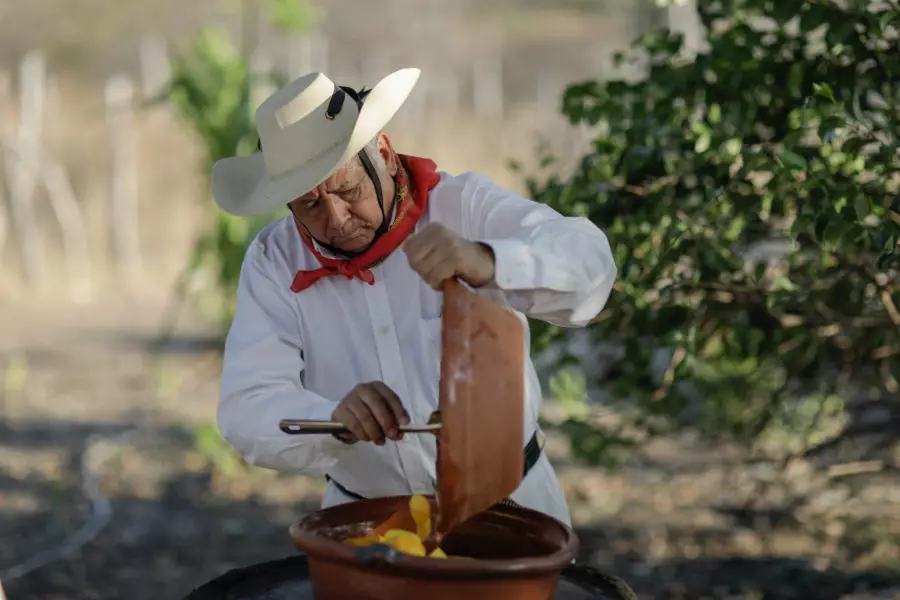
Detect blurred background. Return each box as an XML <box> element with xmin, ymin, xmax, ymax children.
<box><xmin>1</xmin><ymin>0</ymin><xmax>898</xmax><ymax>598</ymax></box>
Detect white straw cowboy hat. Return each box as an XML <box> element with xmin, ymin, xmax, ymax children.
<box><xmin>211</xmin><ymin>67</ymin><xmax>421</xmax><ymax>217</ymax></box>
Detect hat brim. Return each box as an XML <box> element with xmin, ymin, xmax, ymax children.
<box><xmin>211</xmin><ymin>68</ymin><xmax>421</xmax><ymax>217</ymax></box>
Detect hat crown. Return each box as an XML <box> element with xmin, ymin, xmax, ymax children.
<box><xmin>256</xmin><ymin>72</ymin><xmax>358</xmax><ymax>177</ymax></box>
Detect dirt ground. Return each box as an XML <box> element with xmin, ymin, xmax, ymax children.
<box><xmin>1</xmin><ymin>295</ymin><xmax>899</xmax><ymax>600</ymax></box>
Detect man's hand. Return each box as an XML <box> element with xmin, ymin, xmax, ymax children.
<box><xmin>403</xmin><ymin>223</ymin><xmax>495</xmax><ymax>290</ymax></box>
<box><xmin>332</xmin><ymin>382</ymin><xmax>410</xmax><ymax>445</ymax></box>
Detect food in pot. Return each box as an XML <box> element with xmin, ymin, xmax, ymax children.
<box><xmin>344</xmin><ymin>495</ymin><xmax>449</xmax><ymax>558</ymax></box>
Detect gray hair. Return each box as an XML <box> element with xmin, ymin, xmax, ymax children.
<box><xmin>360</xmin><ymin>134</ymin><xmax>385</xmax><ymax>171</ymax></box>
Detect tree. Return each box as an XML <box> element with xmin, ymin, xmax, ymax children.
<box><xmin>154</xmin><ymin>1</ymin><xmax>319</xmax><ymax>472</ymax></box>
<box><xmin>528</xmin><ymin>0</ymin><xmax>900</xmax><ymax>465</ymax></box>
<box><xmin>160</xmin><ymin>0</ymin><xmax>316</xmax><ymax>330</ymax></box>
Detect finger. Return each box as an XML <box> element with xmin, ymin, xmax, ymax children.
<box><xmin>346</xmin><ymin>397</ymin><xmax>385</xmax><ymax>444</ymax></box>
<box><xmin>417</xmin><ymin>253</ymin><xmax>457</xmax><ymax>290</ymax></box>
<box><xmin>404</xmin><ymin>237</ymin><xmax>436</xmax><ymax>269</ymax></box>
<box><xmin>371</xmin><ymin>382</ymin><xmax>409</xmax><ymax>425</ymax></box>
<box><xmin>334</xmin><ymin>405</ymin><xmax>367</xmax><ymax>442</ymax></box>
<box><xmin>402</xmin><ymin>227</ymin><xmax>432</xmax><ymax>257</ymax></box>
<box><xmin>410</xmin><ymin>245</ymin><xmax>448</xmax><ymax>284</ymax></box>
<box><xmin>404</xmin><ymin>225</ymin><xmax>450</xmax><ymax>265</ymax></box>
<box><xmin>401</xmin><ymin>234</ymin><xmax>421</xmax><ymax>256</ymax></box>
<box><xmin>359</xmin><ymin>387</ymin><xmax>400</xmax><ymax>442</ymax></box>
<box><xmin>428</xmin><ymin>261</ymin><xmax>458</xmax><ymax>290</ymax></box>
<box><xmin>371</xmin><ymin>382</ymin><xmax>409</xmax><ymax>438</ymax></box>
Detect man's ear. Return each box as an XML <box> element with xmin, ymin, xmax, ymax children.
<box><xmin>378</xmin><ymin>133</ymin><xmax>398</xmax><ymax>177</ymax></box>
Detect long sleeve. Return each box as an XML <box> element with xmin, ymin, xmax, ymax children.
<box><xmin>218</xmin><ymin>239</ymin><xmax>351</xmax><ymax>476</ymax></box>
<box><xmin>459</xmin><ymin>173</ymin><xmax>617</xmax><ymax>327</ymax></box>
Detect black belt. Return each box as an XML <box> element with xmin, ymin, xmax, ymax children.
<box><xmin>327</xmin><ymin>430</ymin><xmax>544</xmax><ymax>502</ymax></box>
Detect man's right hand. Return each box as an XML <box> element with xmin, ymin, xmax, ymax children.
<box><xmin>332</xmin><ymin>382</ymin><xmax>410</xmax><ymax>445</ymax></box>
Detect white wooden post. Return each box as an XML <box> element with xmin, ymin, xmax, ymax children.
<box><xmin>314</xmin><ymin>34</ymin><xmax>330</xmax><ymax>75</ymax></box>
<box><xmin>333</xmin><ymin>65</ymin><xmax>362</xmax><ymax>92</ymax></box>
<box><xmin>0</xmin><ymin>69</ymin><xmax>11</xmax><ymax>138</ymax></box>
<box><xmin>3</xmin><ymin>140</ymin><xmax>93</xmax><ymax>302</ymax></box>
<box><xmin>105</xmin><ymin>75</ymin><xmax>142</xmax><ymax>290</ymax></box>
<box><xmin>361</xmin><ymin>50</ymin><xmax>391</xmax><ymax>84</ymax></box>
<box><xmin>7</xmin><ymin>50</ymin><xmax>47</xmax><ymax>288</ymax></box>
<box><xmin>139</xmin><ymin>35</ymin><xmax>171</xmax><ymax>99</ymax></box>
<box><xmin>0</xmin><ymin>69</ymin><xmax>10</xmax><ymax>262</ymax></box>
<box><xmin>43</xmin><ymin>157</ymin><xmax>92</xmax><ymax>302</ymax></box>
<box><xmin>472</xmin><ymin>52</ymin><xmax>504</xmax><ymax>122</ymax></box>
<box><xmin>288</xmin><ymin>33</ymin><xmax>329</xmax><ymax>79</ymax></box>
<box><xmin>45</xmin><ymin>74</ymin><xmax>61</xmax><ymax>130</ymax></box>
<box><xmin>251</xmin><ymin>50</ymin><xmax>277</xmax><ymax>109</ymax></box>
<box><xmin>432</xmin><ymin>71</ymin><xmax>462</xmax><ymax>117</ymax></box>
<box><xmin>401</xmin><ymin>71</ymin><xmax>428</xmax><ymax>130</ymax></box>
<box><xmin>0</xmin><ymin>175</ymin><xmax>7</xmax><ymax>269</ymax></box>
<box><xmin>536</xmin><ymin>71</ymin><xmax>564</xmax><ymax>133</ymax></box>
<box><xmin>287</xmin><ymin>35</ymin><xmax>314</xmax><ymax>79</ymax></box>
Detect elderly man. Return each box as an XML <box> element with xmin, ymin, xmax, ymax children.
<box><xmin>212</xmin><ymin>68</ymin><xmax>616</xmax><ymax>526</ymax></box>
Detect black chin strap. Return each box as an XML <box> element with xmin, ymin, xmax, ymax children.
<box><xmin>262</xmin><ymin>84</ymin><xmax>391</xmax><ymax>259</ymax></box>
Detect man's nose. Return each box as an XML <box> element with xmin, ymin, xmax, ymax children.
<box><xmin>322</xmin><ymin>194</ymin><xmax>351</xmax><ymax>232</ymax></box>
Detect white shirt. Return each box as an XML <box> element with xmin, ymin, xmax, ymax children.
<box><xmin>218</xmin><ymin>170</ymin><xmax>617</xmax><ymax>527</ymax></box>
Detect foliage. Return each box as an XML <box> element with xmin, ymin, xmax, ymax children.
<box><xmin>528</xmin><ymin>0</ymin><xmax>900</xmax><ymax>462</ymax></box>
<box><xmin>161</xmin><ymin>9</ymin><xmax>308</xmax><ymax>329</ymax></box>
<box><xmin>547</xmin><ymin>369</ymin><xmax>639</xmax><ymax>468</ymax></box>
<box><xmin>163</xmin><ymin>29</ymin><xmax>274</xmax><ymax>325</ymax></box>
<box><xmin>194</xmin><ymin>421</ymin><xmax>249</xmax><ymax>478</ymax></box>
<box><xmin>267</xmin><ymin>0</ymin><xmax>321</xmax><ymax>33</ymax></box>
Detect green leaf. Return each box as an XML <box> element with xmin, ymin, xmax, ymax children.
<box><xmin>788</xmin><ymin>62</ymin><xmax>804</xmax><ymax>99</ymax></box>
<box><xmin>724</xmin><ymin>138</ymin><xmax>742</xmax><ymax>156</ymax></box>
<box><xmin>823</xmin><ymin>221</ymin><xmax>854</xmax><ymax>246</ymax></box>
<box><xmin>841</xmin><ymin>136</ymin><xmax>868</xmax><ymax>155</ymax></box>
<box><xmin>778</xmin><ymin>150</ymin><xmax>807</xmax><ymax>171</ymax></box>
<box><xmin>771</xmin><ymin>271</ymin><xmax>797</xmax><ymax>292</ymax></box>
<box><xmin>695</xmin><ymin>133</ymin><xmax>712</xmax><ymax>153</ymax></box>
<box><xmin>854</xmin><ymin>197</ymin><xmax>869</xmax><ymax>221</ymax></box>
<box><xmin>813</xmin><ymin>82</ymin><xmax>835</xmax><ymax>103</ymax></box>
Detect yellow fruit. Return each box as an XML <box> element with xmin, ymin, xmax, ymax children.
<box><xmin>344</xmin><ymin>534</ymin><xmax>380</xmax><ymax>547</ymax></box>
<box><xmin>344</xmin><ymin>497</ymin><xmax>452</xmax><ymax>558</ymax></box>
<box><xmin>409</xmin><ymin>495</ymin><xmax>432</xmax><ymax>540</ymax></box>
<box><xmin>381</xmin><ymin>529</ymin><xmax>427</xmax><ymax>557</ymax></box>
<box><xmin>382</xmin><ymin>528</ymin><xmax>411</xmax><ymax>539</ymax></box>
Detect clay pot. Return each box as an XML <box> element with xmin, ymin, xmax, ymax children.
<box><xmin>290</xmin><ymin>496</ymin><xmax>579</xmax><ymax>600</ymax></box>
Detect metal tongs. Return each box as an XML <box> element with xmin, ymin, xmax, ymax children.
<box><xmin>279</xmin><ymin>410</ymin><xmax>442</xmax><ymax>436</ymax></box>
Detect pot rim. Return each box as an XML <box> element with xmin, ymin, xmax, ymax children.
<box><xmin>289</xmin><ymin>496</ymin><xmax>579</xmax><ymax>578</ymax></box>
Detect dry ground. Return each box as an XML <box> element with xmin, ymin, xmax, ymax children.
<box><xmin>1</xmin><ymin>294</ymin><xmax>899</xmax><ymax>600</ymax></box>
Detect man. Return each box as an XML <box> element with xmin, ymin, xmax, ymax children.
<box><xmin>212</xmin><ymin>68</ymin><xmax>616</xmax><ymax>527</ymax></box>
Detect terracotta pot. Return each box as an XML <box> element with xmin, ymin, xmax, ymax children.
<box><xmin>290</xmin><ymin>496</ymin><xmax>579</xmax><ymax>600</ymax></box>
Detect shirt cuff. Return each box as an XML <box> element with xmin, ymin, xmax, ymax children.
<box><xmin>479</xmin><ymin>238</ymin><xmax>536</xmax><ymax>291</ymax></box>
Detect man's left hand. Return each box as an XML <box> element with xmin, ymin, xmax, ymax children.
<box><xmin>403</xmin><ymin>223</ymin><xmax>495</xmax><ymax>290</ymax></box>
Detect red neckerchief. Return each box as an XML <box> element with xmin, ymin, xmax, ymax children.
<box><xmin>290</xmin><ymin>155</ymin><xmax>441</xmax><ymax>293</ymax></box>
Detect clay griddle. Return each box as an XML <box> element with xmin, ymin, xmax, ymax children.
<box><xmin>182</xmin><ymin>556</ymin><xmax>638</xmax><ymax>600</ymax></box>
<box><xmin>435</xmin><ymin>280</ymin><xmax>526</xmax><ymax>536</ymax></box>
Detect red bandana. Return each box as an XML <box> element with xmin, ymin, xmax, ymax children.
<box><xmin>290</xmin><ymin>155</ymin><xmax>441</xmax><ymax>293</ymax></box>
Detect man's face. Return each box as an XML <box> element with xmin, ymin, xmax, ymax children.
<box><xmin>289</xmin><ymin>135</ymin><xmax>397</xmax><ymax>253</ymax></box>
